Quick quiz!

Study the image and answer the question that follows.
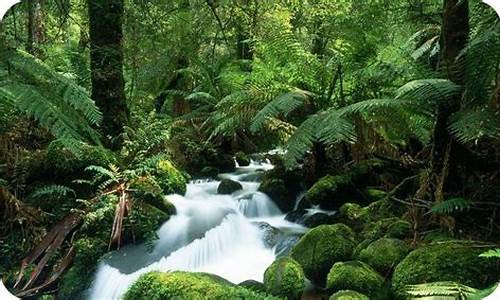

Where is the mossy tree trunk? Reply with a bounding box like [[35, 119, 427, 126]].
[[429, 0, 469, 200], [26, 0, 45, 55], [88, 0, 128, 149]]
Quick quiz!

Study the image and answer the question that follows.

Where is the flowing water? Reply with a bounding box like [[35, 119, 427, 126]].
[[88, 159, 307, 299]]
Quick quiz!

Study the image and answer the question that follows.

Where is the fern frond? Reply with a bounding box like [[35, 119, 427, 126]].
[[396, 79, 462, 107], [479, 249, 500, 258], [29, 185, 76, 199], [283, 113, 324, 168], [430, 198, 471, 215], [449, 109, 500, 143], [405, 281, 480, 299], [250, 89, 312, 132]]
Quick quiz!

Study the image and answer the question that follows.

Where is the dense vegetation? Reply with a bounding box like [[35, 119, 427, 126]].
[[0, 0, 499, 299]]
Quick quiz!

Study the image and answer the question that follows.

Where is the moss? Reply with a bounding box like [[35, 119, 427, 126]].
[[124, 271, 278, 300], [326, 261, 385, 299], [154, 159, 187, 195], [329, 290, 369, 300], [235, 151, 251, 166], [305, 175, 358, 209], [239, 280, 266, 293], [360, 217, 400, 241], [423, 230, 453, 242], [357, 238, 410, 274], [291, 224, 356, 285], [392, 241, 500, 298], [338, 203, 368, 230], [199, 166, 219, 178], [352, 239, 375, 259], [386, 220, 411, 239], [217, 179, 243, 194], [58, 238, 108, 299], [259, 178, 291, 211], [362, 199, 397, 221], [264, 257, 305, 299], [362, 188, 387, 202]]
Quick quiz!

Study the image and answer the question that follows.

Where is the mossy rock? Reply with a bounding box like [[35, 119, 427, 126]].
[[199, 166, 219, 178], [357, 238, 410, 274], [360, 217, 400, 241], [259, 178, 292, 212], [386, 220, 411, 239], [352, 239, 375, 259], [338, 203, 368, 230], [153, 159, 187, 195], [392, 241, 500, 298], [259, 164, 303, 212], [217, 179, 243, 194], [235, 151, 251, 166], [302, 213, 336, 228], [264, 257, 306, 299], [362, 199, 398, 221], [239, 280, 266, 294], [326, 261, 385, 299], [329, 290, 370, 300], [305, 175, 363, 210], [124, 271, 278, 300], [362, 188, 387, 202], [422, 230, 453, 242], [213, 154, 236, 173], [291, 224, 357, 285]]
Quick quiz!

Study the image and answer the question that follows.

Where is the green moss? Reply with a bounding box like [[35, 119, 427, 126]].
[[360, 217, 400, 241], [235, 151, 251, 166], [362, 188, 387, 202], [199, 166, 219, 178], [217, 179, 243, 194], [305, 175, 353, 208], [392, 241, 500, 298], [291, 224, 356, 285], [329, 290, 370, 300], [326, 261, 385, 299], [58, 238, 108, 299], [422, 230, 453, 242], [362, 199, 397, 221], [357, 238, 410, 274], [338, 203, 368, 230], [386, 220, 411, 239], [124, 271, 278, 300], [154, 159, 187, 195], [264, 257, 306, 299]]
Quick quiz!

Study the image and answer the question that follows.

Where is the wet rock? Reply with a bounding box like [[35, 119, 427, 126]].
[[255, 222, 280, 248], [302, 212, 337, 228], [235, 151, 251, 167], [217, 179, 243, 194], [199, 166, 219, 179], [275, 235, 301, 258], [285, 210, 308, 223]]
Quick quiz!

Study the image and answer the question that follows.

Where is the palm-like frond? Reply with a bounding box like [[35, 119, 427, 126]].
[[448, 109, 500, 143], [405, 281, 480, 300], [250, 89, 312, 132], [479, 249, 500, 258], [396, 79, 462, 108], [430, 198, 471, 215]]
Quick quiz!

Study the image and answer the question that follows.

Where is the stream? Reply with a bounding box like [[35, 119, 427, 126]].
[[88, 159, 308, 299]]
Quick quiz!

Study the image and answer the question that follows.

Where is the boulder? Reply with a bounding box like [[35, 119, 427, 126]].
[[235, 151, 251, 167], [264, 257, 306, 299], [356, 238, 410, 274], [392, 241, 500, 297], [385, 220, 411, 239], [290, 224, 357, 285], [258, 178, 291, 211], [124, 271, 276, 299], [238, 280, 266, 294], [338, 203, 368, 230], [329, 290, 369, 300], [326, 261, 386, 299], [305, 175, 362, 210], [302, 212, 336, 228], [199, 166, 219, 179], [217, 179, 243, 194]]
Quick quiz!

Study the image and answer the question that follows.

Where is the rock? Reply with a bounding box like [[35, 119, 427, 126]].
[[259, 178, 293, 212], [360, 217, 400, 241], [326, 261, 385, 299], [214, 154, 236, 173], [153, 159, 188, 195], [305, 175, 361, 210], [199, 166, 219, 179], [296, 194, 312, 210], [239, 280, 266, 293], [356, 238, 410, 274], [385, 220, 411, 239], [255, 222, 280, 248], [275, 235, 301, 258], [362, 199, 398, 221], [235, 151, 251, 166], [217, 179, 243, 194], [362, 188, 387, 202], [124, 271, 277, 299], [338, 203, 368, 230], [302, 212, 336, 228], [329, 290, 369, 300], [264, 257, 306, 299], [285, 210, 308, 223], [422, 230, 453, 242], [391, 241, 499, 297], [290, 224, 357, 285]]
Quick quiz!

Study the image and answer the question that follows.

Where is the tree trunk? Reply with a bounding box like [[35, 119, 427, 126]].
[[88, 0, 128, 149], [26, 0, 45, 55], [430, 0, 469, 200]]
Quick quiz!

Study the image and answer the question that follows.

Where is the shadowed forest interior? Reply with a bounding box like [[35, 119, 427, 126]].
[[0, 0, 499, 299]]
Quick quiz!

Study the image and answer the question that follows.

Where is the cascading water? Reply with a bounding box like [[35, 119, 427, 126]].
[[88, 159, 306, 299]]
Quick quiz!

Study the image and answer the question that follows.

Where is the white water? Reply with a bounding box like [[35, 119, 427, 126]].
[[88, 160, 306, 299]]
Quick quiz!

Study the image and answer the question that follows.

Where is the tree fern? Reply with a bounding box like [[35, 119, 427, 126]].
[[479, 249, 500, 259], [448, 109, 500, 143], [0, 49, 101, 144], [29, 185, 76, 200]]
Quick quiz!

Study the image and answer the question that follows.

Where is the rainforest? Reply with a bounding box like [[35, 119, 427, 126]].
[[0, 0, 499, 299]]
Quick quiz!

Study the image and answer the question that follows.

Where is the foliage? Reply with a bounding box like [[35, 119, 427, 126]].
[[430, 198, 471, 215]]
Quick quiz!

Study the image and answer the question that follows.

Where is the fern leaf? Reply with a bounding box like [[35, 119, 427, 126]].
[[479, 249, 500, 259], [430, 198, 471, 215]]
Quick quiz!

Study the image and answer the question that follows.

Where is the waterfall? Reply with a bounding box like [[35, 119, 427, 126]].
[[87, 160, 305, 300]]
